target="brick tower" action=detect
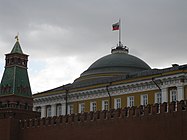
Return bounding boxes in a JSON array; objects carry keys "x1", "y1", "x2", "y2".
[{"x1": 0, "y1": 36, "x2": 40, "y2": 119}]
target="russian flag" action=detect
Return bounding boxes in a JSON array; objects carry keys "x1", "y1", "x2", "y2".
[{"x1": 112, "y1": 22, "x2": 120, "y2": 31}]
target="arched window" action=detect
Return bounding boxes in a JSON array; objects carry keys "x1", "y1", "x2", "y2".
[
  {"x1": 11, "y1": 58, "x2": 14, "y2": 64},
  {"x1": 25, "y1": 103, "x2": 28, "y2": 110},
  {"x1": 18, "y1": 58, "x2": 21, "y2": 64}
]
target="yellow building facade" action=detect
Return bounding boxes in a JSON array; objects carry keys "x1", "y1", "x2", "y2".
[{"x1": 33, "y1": 45, "x2": 187, "y2": 118}]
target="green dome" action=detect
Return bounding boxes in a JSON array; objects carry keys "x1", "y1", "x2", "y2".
[
  {"x1": 74, "y1": 46, "x2": 151, "y2": 85},
  {"x1": 82, "y1": 53, "x2": 150, "y2": 76}
]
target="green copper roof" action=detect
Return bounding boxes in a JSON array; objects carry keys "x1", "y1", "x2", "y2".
[
  {"x1": 0, "y1": 65, "x2": 32, "y2": 97},
  {"x1": 80, "y1": 52, "x2": 151, "y2": 77},
  {"x1": 11, "y1": 41, "x2": 23, "y2": 54},
  {"x1": 74, "y1": 46, "x2": 151, "y2": 85}
]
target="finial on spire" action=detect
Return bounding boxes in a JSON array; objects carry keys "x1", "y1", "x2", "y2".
[{"x1": 15, "y1": 33, "x2": 19, "y2": 42}]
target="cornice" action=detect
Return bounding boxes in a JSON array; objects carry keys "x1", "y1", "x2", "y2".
[{"x1": 33, "y1": 73, "x2": 187, "y2": 107}]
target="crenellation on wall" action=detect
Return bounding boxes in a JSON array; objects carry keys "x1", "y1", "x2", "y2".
[
  {"x1": 160, "y1": 102, "x2": 168, "y2": 113},
  {"x1": 45, "y1": 117, "x2": 51, "y2": 126},
  {"x1": 127, "y1": 106, "x2": 133, "y2": 118},
  {"x1": 179, "y1": 100, "x2": 187, "y2": 111},
  {"x1": 169, "y1": 101, "x2": 177, "y2": 112},
  {"x1": 152, "y1": 103, "x2": 160, "y2": 114},
  {"x1": 121, "y1": 107, "x2": 129, "y2": 118},
  {"x1": 19, "y1": 100, "x2": 187, "y2": 130}
]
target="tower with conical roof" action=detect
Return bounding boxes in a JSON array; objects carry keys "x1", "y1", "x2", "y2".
[{"x1": 0, "y1": 37, "x2": 39, "y2": 119}]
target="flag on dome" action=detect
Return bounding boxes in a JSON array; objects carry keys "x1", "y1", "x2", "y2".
[{"x1": 112, "y1": 22, "x2": 120, "y2": 31}]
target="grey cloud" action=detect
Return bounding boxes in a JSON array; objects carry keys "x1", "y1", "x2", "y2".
[{"x1": 0, "y1": 0, "x2": 187, "y2": 91}]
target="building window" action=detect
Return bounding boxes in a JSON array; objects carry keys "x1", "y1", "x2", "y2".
[
  {"x1": 68, "y1": 104, "x2": 74, "y2": 114},
  {"x1": 170, "y1": 89, "x2": 177, "y2": 102},
  {"x1": 102, "y1": 100, "x2": 109, "y2": 110},
  {"x1": 79, "y1": 103, "x2": 85, "y2": 113},
  {"x1": 155, "y1": 92, "x2": 162, "y2": 104},
  {"x1": 141, "y1": 94, "x2": 148, "y2": 106},
  {"x1": 90, "y1": 101, "x2": 97, "y2": 112},
  {"x1": 114, "y1": 98, "x2": 121, "y2": 109},
  {"x1": 46, "y1": 106, "x2": 51, "y2": 117},
  {"x1": 56, "y1": 104, "x2": 62, "y2": 116},
  {"x1": 127, "y1": 96, "x2": 134, "y2": 107}
]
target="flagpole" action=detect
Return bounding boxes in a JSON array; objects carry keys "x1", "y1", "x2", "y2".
[{"x1": 119, "y1": 19, "x2": 121, "y2": 46}]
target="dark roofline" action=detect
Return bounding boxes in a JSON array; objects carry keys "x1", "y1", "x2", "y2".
[
  {"x1": 33, "y1": 83, "x2": 72, "y2": 96},
  {"x1": 33, "y1": 64, "x2": 187, "y2": 96}
]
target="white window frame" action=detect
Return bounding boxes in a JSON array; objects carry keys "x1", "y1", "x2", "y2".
[
  {"x1": 79, "y1": 103, "x2": 85, "y2": 113},
  {"x1": 127, "y1": 96, "x2": 134, "y2": 107},
  {"x1": 155, "y1": 92, "x2": 162, "y2": 104},
  {"x1": 56, "y1": 104, "x2": 62, "y2": 116},
  {"x1": 90, "y1": 101, "x2": 97, "y2": 112},
  {"x1": 114, "y1": 98, "x2": 121, "y2": 109},
  {"x1": 170, "y1": 89, "x2": 177, "y2": 102},
  {"x1": 141, "y1": 94, "x2": 148, "y2": 106},
  {"x1": 68, "y1": 104, "x2": 74, "y2": 114},
  {"x1": 102, "y1": 100, "x2": 109, "y2": 111},
  {"x1": 46, "y1": 105, "x2": 51, "y2": 117}
]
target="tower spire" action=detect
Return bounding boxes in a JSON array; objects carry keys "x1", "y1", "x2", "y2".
[
  {"x1": 15, "y1": 35, "x2": 19, "y2": 42},
  {"x1": 15, "y1": 33, "x2": 19, "y2": 42},
  {"x1": 11, "y1": 35, "x2": 23, "y2": 54}
]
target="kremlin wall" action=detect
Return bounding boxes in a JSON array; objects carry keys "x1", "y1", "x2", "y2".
[
  {"x1": 0, "y1": 101, "x2": 187, "y2": 140},
  {"x1": 1, "y1": 38, "x2": 187, "y2": 140}
]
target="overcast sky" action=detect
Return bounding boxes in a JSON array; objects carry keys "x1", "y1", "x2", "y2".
[{"x1": 0, "y1": 0, "x2": 186, "y2": 93}]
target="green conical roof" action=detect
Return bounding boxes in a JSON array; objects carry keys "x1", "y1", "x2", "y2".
[{"x1": 11, "y1": 41, "x2": 23, "y2": 54}]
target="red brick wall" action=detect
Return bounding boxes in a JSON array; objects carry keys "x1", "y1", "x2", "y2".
[
  {"x1": 19, "y1": 114, "x2": 187, "y2": 140},
  {"x1": 0, "y1": 118, "x2": 20, "y2": 140},
  {"x1": 2, "y1": 101, "x2": 187, "y2": 140},
  {"x1": 19, "y1": 101, "x2": 187, "y2": 140},
  {"x1": 0, "y1": 118, "x2": 11, "y2": 140}
]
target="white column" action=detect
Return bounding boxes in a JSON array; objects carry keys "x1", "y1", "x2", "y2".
[
  {"x1": 33, "y1": 107, "x2": 36, "y2": 111},
  {"x1": 61, "y1": 103, "x2": 66, "y2": 115},
  {"x1": 51, "y1": 104, "x2": 56, "y2": 117},
  {"x1": 41, "y1": 105, "x2": 46, "y2": 118},
  {"x1": 162, "y1": 87, "x2": 168, "y2": 103},
  {"x1": 177, "y1": 85, "x2": 184, "y2": 101}
]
